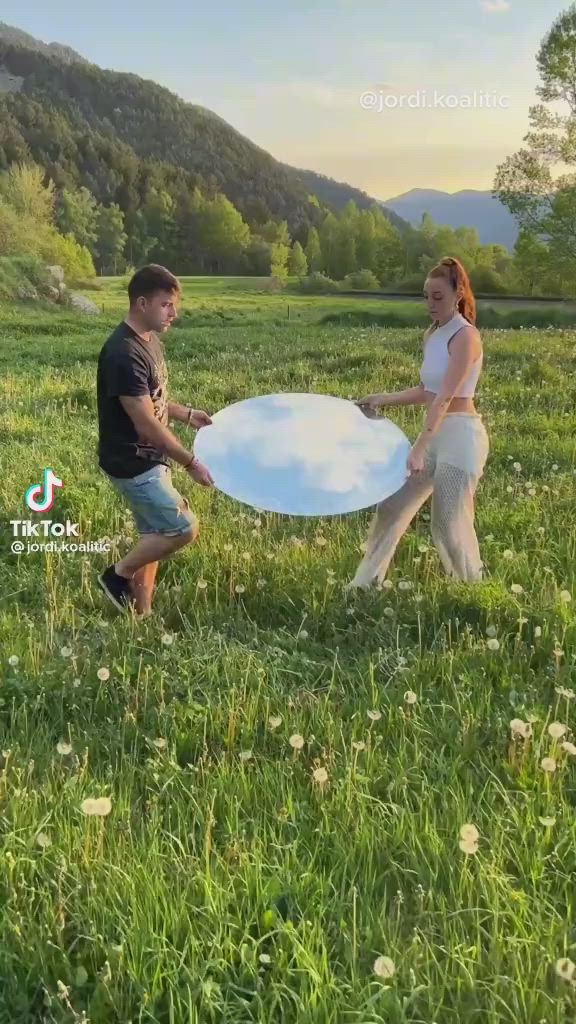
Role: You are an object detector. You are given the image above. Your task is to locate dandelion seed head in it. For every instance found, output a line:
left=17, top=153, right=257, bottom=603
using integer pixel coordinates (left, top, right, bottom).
left=373, top=956, right=395, bottom=979
left=548, top=722, right=567, bottom=740
left=555, top=958, right=576, bottom=982
left=81, top=796, right=112, bottom=817
left=460, top=824, right=479, bottom=843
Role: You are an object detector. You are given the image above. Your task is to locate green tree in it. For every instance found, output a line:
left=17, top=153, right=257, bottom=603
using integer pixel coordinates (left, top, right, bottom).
left=95, top=203, right=127, bottom=274
left=305, top=226, right=323, bottom=272
left=319, top=212, right=340, bottom=278
left=333, top=227, right=357, bottom=279
left=270, top=241, right=290, bottom=279
left=1, top=162, right=54, bottom=224
left=197, top=193, right=250, bottom=271
left=494, top=4, right=576, bottom=265
left=56, top=186, right=98, bottom=250
left=260, top=219, right=291, bottom=246
left=356, top=210, right=377, bottom=271
left=288, top=240, right=308, bottom=276
left=513, top=229, right=552, bottom=294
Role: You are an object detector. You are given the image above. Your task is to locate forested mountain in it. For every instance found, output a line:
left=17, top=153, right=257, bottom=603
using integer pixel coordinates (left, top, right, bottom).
left=290, top=166, right=406, bottom=230
left=0, top=37, right=407, bottom=244
left=0, top=22, right=87, bottom=65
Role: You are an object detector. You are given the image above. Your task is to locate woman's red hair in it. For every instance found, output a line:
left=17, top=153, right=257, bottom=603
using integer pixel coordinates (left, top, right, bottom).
left=428, top=257, right=476, bottom=326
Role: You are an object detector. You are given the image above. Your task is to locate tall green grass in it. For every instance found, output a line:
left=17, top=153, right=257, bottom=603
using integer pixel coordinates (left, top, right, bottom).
left=0, top=301, right=575, bottom=1021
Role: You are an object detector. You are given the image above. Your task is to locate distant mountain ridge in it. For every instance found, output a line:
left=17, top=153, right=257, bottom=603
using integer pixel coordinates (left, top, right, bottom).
left=0, top=21, right=87, bottom=65
left=381, top=188, right=520, bottom=249
left=0, top=21, right=406, bottom=236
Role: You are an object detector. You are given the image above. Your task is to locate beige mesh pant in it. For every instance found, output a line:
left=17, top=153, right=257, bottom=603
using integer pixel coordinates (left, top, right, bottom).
left=350, top=414, right=489, bottom=588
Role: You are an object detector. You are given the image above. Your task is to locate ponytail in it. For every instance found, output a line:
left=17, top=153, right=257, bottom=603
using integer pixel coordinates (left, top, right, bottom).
left=428, top=256, right=476, bottom=326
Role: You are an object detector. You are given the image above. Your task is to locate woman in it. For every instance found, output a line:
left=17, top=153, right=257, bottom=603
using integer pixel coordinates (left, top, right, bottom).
left=349, top=256, right=489, bottom=589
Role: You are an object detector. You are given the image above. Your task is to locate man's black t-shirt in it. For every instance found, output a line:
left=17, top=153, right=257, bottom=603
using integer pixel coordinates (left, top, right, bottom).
left=97, top=322, right=169, bottom=478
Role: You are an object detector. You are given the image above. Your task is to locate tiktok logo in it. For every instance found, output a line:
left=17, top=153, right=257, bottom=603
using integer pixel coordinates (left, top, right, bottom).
left=25, top=468, right=64, bottom=513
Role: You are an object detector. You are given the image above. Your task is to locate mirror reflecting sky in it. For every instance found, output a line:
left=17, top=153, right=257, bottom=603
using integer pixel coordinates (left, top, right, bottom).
left=194, top=393, right=411, bottom=516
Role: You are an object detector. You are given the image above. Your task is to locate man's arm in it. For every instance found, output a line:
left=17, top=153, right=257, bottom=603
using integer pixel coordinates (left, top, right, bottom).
left=121, top=395, right=196, bottom=467
left=168, top=401, right=191, bottom=424
left=168, top=401, right=213, bottom=428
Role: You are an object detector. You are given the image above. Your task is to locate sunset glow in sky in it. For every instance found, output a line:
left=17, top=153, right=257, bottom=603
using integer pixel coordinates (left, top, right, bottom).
left=1, top=1, right=568, bottom=199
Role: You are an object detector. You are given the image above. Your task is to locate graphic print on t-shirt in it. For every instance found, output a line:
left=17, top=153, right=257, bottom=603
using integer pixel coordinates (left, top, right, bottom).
left=150, top=350, right=168, bottom=426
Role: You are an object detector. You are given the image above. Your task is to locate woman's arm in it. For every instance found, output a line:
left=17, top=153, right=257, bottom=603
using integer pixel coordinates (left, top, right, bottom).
left=357, top=385, right=428, bottom=409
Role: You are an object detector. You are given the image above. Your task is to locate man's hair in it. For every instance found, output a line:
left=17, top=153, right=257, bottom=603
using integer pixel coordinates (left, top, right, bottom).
left=128, top=264, right=181, bottom=305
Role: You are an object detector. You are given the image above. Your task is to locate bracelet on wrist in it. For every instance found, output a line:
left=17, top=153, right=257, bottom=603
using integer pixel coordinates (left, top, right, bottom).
left=184, top=454, right=197, bottom=469
left=186, top=407, right=193, bottom=425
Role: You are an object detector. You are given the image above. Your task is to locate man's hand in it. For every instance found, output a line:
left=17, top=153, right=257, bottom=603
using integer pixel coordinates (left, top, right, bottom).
left=186, top=458, right=214, bottom=487
left=188, top=409, right=212, bottom=429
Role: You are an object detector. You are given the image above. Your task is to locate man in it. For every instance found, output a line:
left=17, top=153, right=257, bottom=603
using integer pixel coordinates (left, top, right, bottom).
left=96, top=264, right=214, bottom=617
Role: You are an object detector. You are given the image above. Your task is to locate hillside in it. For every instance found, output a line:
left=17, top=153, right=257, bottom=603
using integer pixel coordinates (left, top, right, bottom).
left=0, top=30, right=406, bottom=241
left=0, top=21, right=87, bottom=65
left=382, top=188, right=520, bottom=249
left=292, top=166, right=407, bottom=231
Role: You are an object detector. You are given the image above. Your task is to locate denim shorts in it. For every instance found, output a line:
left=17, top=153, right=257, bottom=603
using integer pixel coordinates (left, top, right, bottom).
left=105, top=465, right=197, bottom=537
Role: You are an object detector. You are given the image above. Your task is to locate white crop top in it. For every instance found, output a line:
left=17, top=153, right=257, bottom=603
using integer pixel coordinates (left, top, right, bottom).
left=420, top=312, right=482, bottom=398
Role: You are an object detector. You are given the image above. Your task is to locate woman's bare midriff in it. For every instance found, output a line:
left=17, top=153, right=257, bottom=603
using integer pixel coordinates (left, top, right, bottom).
left=423, top=391, right=477, bottom=414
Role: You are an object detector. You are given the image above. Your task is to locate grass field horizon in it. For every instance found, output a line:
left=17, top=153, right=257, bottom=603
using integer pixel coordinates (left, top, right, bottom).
left=1, top=282, right=576, bottom=1022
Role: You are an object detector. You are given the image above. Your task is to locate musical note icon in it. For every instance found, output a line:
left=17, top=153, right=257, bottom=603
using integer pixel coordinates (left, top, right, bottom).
left=25, top=468, right=64, bottom=513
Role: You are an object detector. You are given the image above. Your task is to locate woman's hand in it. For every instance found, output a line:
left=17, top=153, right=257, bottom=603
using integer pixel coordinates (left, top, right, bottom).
left=356, top=393, right=385, bottom=412
left=407, top=441, right=427, bottom=475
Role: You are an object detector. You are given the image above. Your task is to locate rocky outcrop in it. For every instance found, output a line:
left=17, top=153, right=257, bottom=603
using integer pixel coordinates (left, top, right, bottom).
left=69, top=293, right=101, bottom=315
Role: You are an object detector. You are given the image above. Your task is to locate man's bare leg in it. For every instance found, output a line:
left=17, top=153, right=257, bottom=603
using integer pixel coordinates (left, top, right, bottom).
left=113, top=525, right=198, bottom=615
left=130, top=561, right=159, bottom=616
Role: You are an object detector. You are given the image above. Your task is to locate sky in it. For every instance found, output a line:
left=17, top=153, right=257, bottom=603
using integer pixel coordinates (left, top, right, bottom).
left=1, top=1, right=568, bottom=200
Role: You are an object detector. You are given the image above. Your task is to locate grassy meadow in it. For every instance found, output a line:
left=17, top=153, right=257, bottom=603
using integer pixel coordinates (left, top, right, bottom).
left=0, top=277, right=576, bottom=1022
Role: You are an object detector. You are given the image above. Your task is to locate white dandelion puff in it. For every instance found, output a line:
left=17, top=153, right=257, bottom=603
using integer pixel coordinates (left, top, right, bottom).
left=548, top=722, right=567, bottom=740
left=373, top=956, right=396, bottom=979
left=289, top=734, right=305, bottom=750
left=81, top=796, right=112, bottom=817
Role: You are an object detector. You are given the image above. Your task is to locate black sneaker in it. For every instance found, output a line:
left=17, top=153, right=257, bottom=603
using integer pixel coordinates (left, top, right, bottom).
left=97, top=565, right=134, bottom=612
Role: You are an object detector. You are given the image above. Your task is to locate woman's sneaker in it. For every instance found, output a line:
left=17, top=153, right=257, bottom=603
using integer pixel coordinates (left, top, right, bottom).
left=97, top=565, right=134, bottom=612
